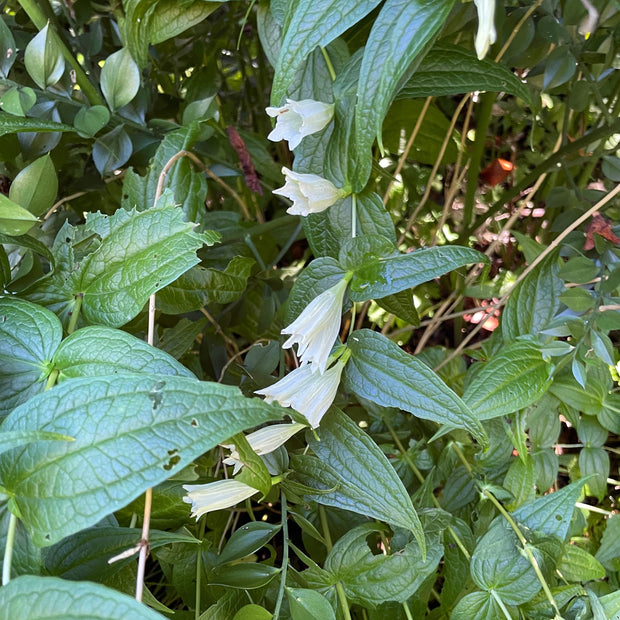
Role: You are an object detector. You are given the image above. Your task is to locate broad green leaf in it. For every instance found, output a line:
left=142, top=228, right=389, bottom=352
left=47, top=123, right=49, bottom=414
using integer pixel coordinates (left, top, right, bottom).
left=502, top=252, right=564, bottom=342
left=462, top=339, right=552, bottom=420
left=92, top=125, right=133, bottom=176
left=549, top=365, right=608, bottom=416
left=76, top=201, right=215, bottom=327
left=354, top=0, right=455, bottom=187
left=595, top=513, right=620, bottom=571
left=53, top=326, right=195, bottom=380
left=231, top=432, right=273, bottom=497
left=271, top=0, right=382, bottom=104
left=0, top=501, right=41, bottom=577
left=0, top=112, right=74, bottom=137
left=513, top=480, right=586, bottom=540
left=451, top=591, right=515, bottom=620
left=398, top=45, right=531, bottom=102
left=303, top=191, right=396, bottom=259
left=324, top=523, right=442, bottom=607
left=375, top=290, right=419, bottom=326
left=0, top=193, right=39, bottom=236
left=348, top=246, right=485, bottom=302
left=0, top=374, right=285, bottom=545
left=123, top=0, right=223, bottom=68
left=338, top=234, right=395, bottom=271
left=0, top=575, right=166, bottom=619
left=470, top=518, right=541, bottom=605
left=157, top=256, right=254, bottom=314
left=0, top=297, right=61, bottom=417
left=0, top=17, right=16, bottom=78
left=24, top=24, right=64, bottom=89
left=0, top=86, right=36, bottom=116
left=503, top=455, right=536, bottom=510
left=217, top=522, right=281, bottom=565
left=560, top=287, right=594, bottom=312
left=233, top=605, right=273, bottom=620
left=286, top=587, right=335, bottom=620
left=600, top=590, right=620, bottom=619
left=73, top=105, right=110, bottom=138
left=558, top=256, right=599, bottom=284
left=0, top=431, right=73, bottom=457
left=556, top=543, right=605, bottom=582
left=579, top=446, right=609, bottom=500
left=209, top=563, right=280, bottom=589
left=542, top=46, right=576, bottom=90
left=344, top=329, right=487, bottom=446
left=44, top=526, right=197, bottom=581
left=9, top=154, right=58, bottom=217
left=292, top=409, right=425, bottom=551
left=100, top=48, right=140, bottom=111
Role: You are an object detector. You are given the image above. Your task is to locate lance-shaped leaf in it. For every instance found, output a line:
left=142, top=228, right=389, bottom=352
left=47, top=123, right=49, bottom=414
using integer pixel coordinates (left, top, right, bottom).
left=0, top=112, right=74, bottom=137
left=348, top=246, right=486, bottom=302
left=462, top=339, right=552, bottom=420
left=8, top=154, right=58, bottom=217
left=0, top=374, right=285, bottom=546
left=0, top=297, right=61, bottom=417
left=292, top=409, right=426, bottom=554
left=24, top=24, right=64, bottom=89
left=354, top=0, right=455, bottom=187
left=0, top=575, right=166, bottom=619
left=100, top=48, right=140, bottom=111
left=0, top=193, right=39, bottom=236
left=344, top=329, right=487, bottom=446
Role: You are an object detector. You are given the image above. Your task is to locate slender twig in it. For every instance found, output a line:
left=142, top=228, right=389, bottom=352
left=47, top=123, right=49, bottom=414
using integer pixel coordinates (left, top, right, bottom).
left=272, top=491, right=289, bottom=619
left=1, top=513, right=17, bottom=585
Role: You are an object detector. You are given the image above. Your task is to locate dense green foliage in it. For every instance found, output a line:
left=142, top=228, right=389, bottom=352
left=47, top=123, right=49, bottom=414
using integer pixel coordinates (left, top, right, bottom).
left=0, top=0, right=619, bottom=618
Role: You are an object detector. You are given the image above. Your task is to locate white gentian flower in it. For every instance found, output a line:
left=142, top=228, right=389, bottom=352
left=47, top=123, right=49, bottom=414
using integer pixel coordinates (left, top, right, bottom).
left=273, top=167, right=344, bottom=216
left=255, top=360, right=345, bottom=428
left=282, top=277, right=349, bottom=374
left=474, top=0, right=497, bottom=59
left=266, top=99, right=334, bottom=150
left=222, top=422, right=308, bottom=474
left=183, top=480, right=258, bottom=520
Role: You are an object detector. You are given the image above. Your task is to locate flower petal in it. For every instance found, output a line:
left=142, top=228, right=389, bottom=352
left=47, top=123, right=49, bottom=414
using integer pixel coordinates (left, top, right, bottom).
left=183, top=480, right=258, bottom=519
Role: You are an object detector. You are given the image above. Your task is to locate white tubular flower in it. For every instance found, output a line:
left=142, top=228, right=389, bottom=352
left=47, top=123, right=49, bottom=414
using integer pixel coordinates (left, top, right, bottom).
left=183, top=480, right=258, bottom=520
left=266, top=99, right=334, bottom=150
left=222, top=422, right=307, bottom=474
left=282, top=278, right=349, bottom=374
left=273, top=167, right=344, bottom=216
left=473, top=0, right=497, bottom=59
left=255, top=360, right=345, bottom=428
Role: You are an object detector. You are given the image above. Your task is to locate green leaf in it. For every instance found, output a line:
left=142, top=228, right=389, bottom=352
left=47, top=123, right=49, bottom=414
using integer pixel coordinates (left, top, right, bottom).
left=0, top=501, right=41, bottom=577
left=292, top=409, right=425, bottom=552
left=0, top=86, right=36, bottom=116
left=100, top=48, right=140, bottom=111
left=73, top=105, right=110, bottom=138
left=209, top=563, right=281, bottom=589
left=123, top=0, right=223, bottom=68
left=8, top=154, right=58, bottom=217
left=354, top=0, right=455, bottom=187
left=0, top=297, right=61, bottom=417
left=44, top=526, right=198, bottom=581
left=0, top=17, right=16, bottom=78
left=53, top=326, right=195, bottom=380
left=451, top=591, right=515, bottom=620
left=375, top=290, right=419, bottom=326
left=0, top=374, right=285, bottom=545
left=157, top=256, right=254, bottom=314
left=0, top=112, right=74, bottom=137
left=92, top=125, right=133, bottom=176
left=542, top=46, right=576, bottom=91
left=233, top=605, right=273, bottom=620
left=559, top=287, right=594, bottom=313
left=217, top=521, right=281, bottom=565
left=0, top=193, right=39, bottom=236
left=462, top=339, right=552, bottom=420
left=324, top=523, right=442, bottom=607
left=77, top=201, right=214, bottom=327
left=0, top=431, right=73, bottom=457
left=285, top=587, right=336, bottom=620
left=0, top=575, right=166, bottom=619
left=230, top=432, right=273, bottom=497
left=344, top=329, right=487, bottom=446
left=556, top=543, right=606, bottom=582
left=271, top=0, right=382, bottom=104
left=579, top=446, right=609, bottom=500
left=503, top=455, right=536, bottom=510
left=502, top=252, right=564, bottom=342
left=558, top=256, right=599, bottom=284
left=349, top=246, right=485, bottom=302
left=24, top=24, right=64, bottom=89
left=549, top=365, right=607, bottom=416
left=595, top=514, right=620, bottom=571
left=600, top=590, right=620, bottom=619
left=398, top=44, right=532, bottom=102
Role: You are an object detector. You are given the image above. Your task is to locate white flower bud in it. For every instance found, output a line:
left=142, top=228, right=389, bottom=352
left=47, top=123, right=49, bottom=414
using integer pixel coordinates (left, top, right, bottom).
left=474, top=0, right=497, bottom=60
left=183, top=479, right=258, bottom=520
left=266, top=98, right=334, bottom=150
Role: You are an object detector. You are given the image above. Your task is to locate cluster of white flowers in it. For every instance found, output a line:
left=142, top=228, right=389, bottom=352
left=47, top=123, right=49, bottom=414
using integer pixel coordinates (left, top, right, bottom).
left=184, top=98, right=350, bottom=521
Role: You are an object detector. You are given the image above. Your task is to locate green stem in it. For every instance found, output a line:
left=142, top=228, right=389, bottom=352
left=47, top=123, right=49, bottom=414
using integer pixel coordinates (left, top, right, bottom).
left=351, top=193, right=357, bottom=239
left=402, top=601, right=414, bottom=620
left=320, top=47, right=337, bottom=82
left=272, top=491, right=289, bottom=619
left=194, top=520, right=206, bottom=620
left=45, top=369, right=59, bottom=391
left=17, top=0, right=104, bottom=106
left=463, top=92, right=495, bottom=229
left=66, top=293, right=83, bottom=335
left=482, top=489, right=561, bottom=617
left=490, top=590, right=514, bottom=620
left=2, top=513, right=17, bottom=585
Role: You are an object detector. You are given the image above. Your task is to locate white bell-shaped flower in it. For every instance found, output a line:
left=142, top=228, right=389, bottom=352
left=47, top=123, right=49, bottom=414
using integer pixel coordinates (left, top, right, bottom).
left=266, top=98, right=334, bottom=150
left=183, top=479, right=258, bottom=520
left=255, top=359, right=345, bottom=428
left=221, top=422, right=307, bottom=474
left=273, top=167, right=344, bottom=216
left=474, top=0, right=497, bottom=59
left=282, top=277, right=349, bottom=374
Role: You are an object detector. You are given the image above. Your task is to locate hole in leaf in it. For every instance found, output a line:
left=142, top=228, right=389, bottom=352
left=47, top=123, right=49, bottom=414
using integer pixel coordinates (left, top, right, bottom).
left=190, top=418, right=199, bottom=427
left=164, top=449, right=181, bottom=470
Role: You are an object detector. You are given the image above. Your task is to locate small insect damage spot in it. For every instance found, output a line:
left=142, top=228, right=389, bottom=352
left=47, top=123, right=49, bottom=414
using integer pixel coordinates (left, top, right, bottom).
left=148, top=379, right=166, bottom=410
left=190, top=418, right=199, bottom=427
left=163, top=449, right=181, bottom=471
